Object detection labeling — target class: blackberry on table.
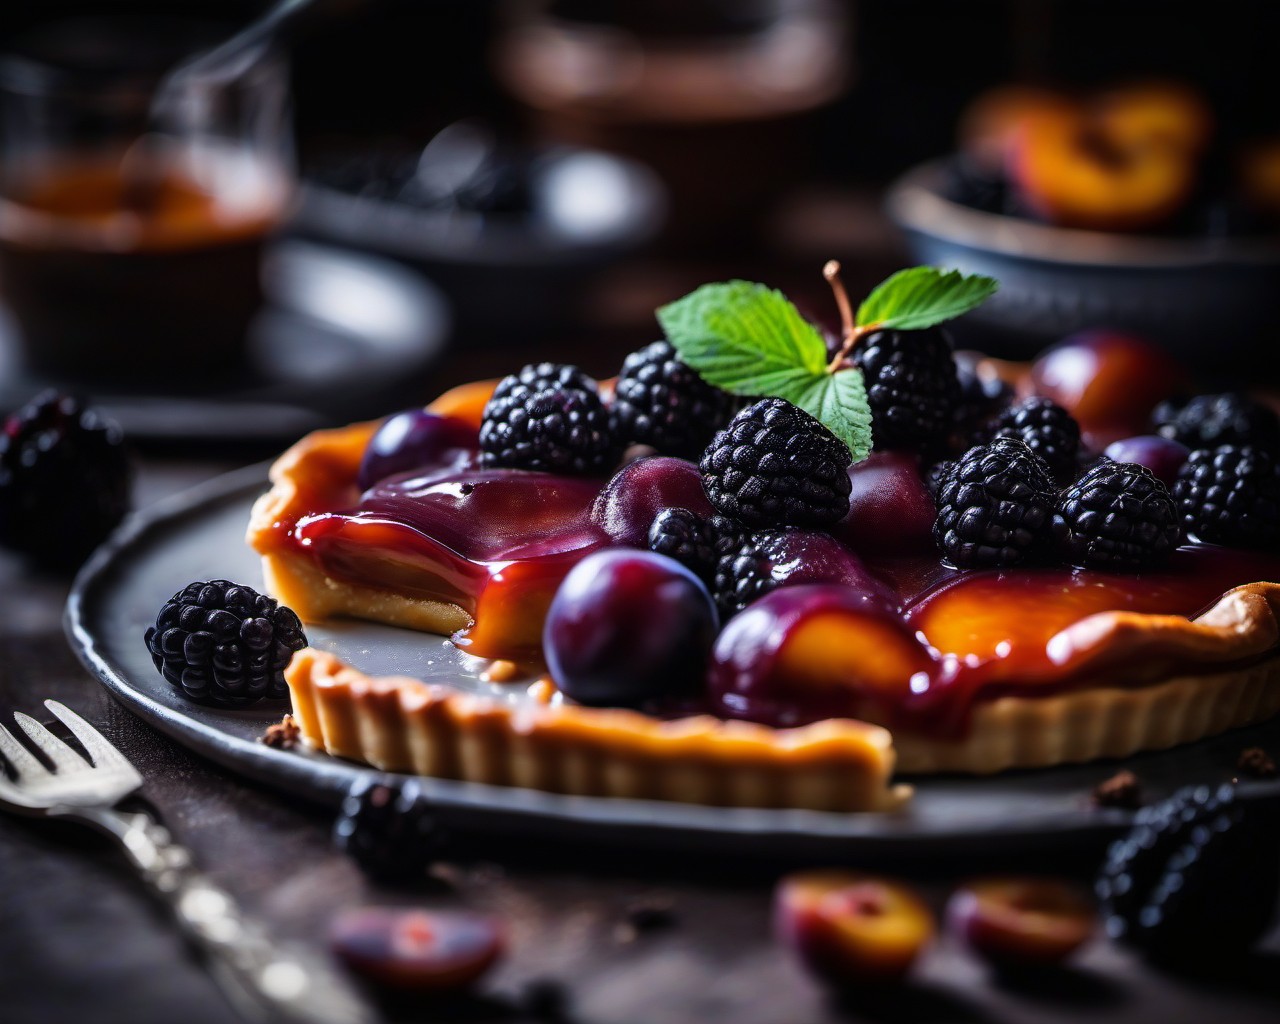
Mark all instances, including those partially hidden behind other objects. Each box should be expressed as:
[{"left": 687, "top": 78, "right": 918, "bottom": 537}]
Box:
[
  {"left": 991, "top": 396, "right": 1081, "bottom": 482},
  {"left": 0, "top": 390, "right": 131, "bottom": 570},
  {"left": 333, "top": 774, "right": 448, "bottom": 882},
  {"left": 853, "top": 326, "right": 961, "bottom": 452},
  {"left": 699, "top": 399, "right": 852, "bottom": 529},
  {"left": 1153, "top": 392, "right": 1280, "bottom": 453},
  {"left": 1172, "top": 445, "right": 1280, "bottom": 549},
  {"left": 1057, "top": 461, "right": 1181, "bottom": 571},
  {"left": 1096, "top": 784, "right": 1280, "bottom": 960},
  {"left": 613, "top": 340, "right": 737, "bottom": 459},
  {"left": 933, "top": 437, "right": 1056, "bottom": 568},
  {"left": 479, "top": 363, "right": 620, "bottom": 475},
  {"left": 144, "top": 580, "right": 306, "bottom": 708}
]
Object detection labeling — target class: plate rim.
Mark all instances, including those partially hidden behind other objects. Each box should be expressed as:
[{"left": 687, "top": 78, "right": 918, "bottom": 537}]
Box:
[{"left": 63, "top": 465, "right": 1280, "bottom": 857}]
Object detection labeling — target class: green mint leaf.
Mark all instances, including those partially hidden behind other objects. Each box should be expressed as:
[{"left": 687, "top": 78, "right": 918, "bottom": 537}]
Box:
[
  {"left": 657, "top": 280, "right": 828, "bottom": 395},
  {"left": 656, "top": 278, "right": 875, "bottom": 462},
  {"left": 855, "top": 266, "right": 998, "bottom": 332},
  {"left": 776, "top": 367, "right": 873, "bottom": 463}
]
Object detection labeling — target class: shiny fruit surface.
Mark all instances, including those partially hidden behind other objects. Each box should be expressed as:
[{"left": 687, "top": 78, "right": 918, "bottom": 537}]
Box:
[
  {"left": 836, "top": 451, "right": 937, "bottom": 555},
  {"left": 1103, "top": 435, "right": 1190, "bottom": 487},
  {"left": 544, "top": 549, "right": 718, "bottom": 707},
  {"left": 590, "top": 456, "right": 713, "bottom": 547},
  {"left": 947, "top": 877, "right": 1095, "bottom": 967},
  {"left": 776, "top": 871, "right": 935, "bottom": 984},
  {"left": 329, "top": 908, "right": 504, "bottom": 992},
  {"left": 1030, "top": 331, "right": 1187, "bottom": 439},
  {"left": 357, "top": 410, "right": 478, "bottom": 490}
]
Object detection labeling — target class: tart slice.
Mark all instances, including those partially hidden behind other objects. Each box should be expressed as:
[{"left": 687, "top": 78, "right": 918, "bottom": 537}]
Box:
[{"left": 249, "top": 267, "right": 1280, "bottom": 810}]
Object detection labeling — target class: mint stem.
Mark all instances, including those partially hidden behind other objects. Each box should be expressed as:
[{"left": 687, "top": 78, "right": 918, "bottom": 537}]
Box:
[{"left": 823, "top": 260, "right": 876, "bottom": 373}]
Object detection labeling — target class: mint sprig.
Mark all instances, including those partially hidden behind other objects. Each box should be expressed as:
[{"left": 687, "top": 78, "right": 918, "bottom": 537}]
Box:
[
  {"left": 656, "top": 264, "right": 997, "bottom": 462},
  {"left": 855, "top": 266, "right": 998, "bottom": 332},
  {"left": 657, "top": 281, "right": 873, "bottom": 460}
]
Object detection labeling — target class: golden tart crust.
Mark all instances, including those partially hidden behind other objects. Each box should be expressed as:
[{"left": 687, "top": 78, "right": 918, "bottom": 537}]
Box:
[{"left": 251, "top": 419, "right": 1280, "bottom": 810}]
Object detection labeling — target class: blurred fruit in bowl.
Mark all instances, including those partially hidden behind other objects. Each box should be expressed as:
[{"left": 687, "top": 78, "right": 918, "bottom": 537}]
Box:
[
  {"left": 889, "top": 80, "right": 1280, "bottom": 362},
  {"left": 296, "top": 120, "right": 665, "bottom": 340},
  {"left": 1009, "top": 105, "right": 1198, "bottom": 233}
]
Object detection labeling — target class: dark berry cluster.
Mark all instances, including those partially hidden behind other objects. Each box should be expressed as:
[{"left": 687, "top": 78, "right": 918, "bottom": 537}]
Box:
[
  {"left": 853, "top": 326, "right": 961, "bottom": 451},
  {"left": 648, "top": 507, "right": 738, "bottom": 586},
  {"left": 991, "top": 396, "right": 1081, "bottom": 482},
  {"left": 1153, "top": 392, "right": 1280, "bottom": 453},
  {"left": 1096, "top": 784, "right": 1280, "bottom": 960},
  {"left": 613, "top": 340, "right": 738, "bottom": 459},
  {"left": 0, "top": 391, "right": 131, "bottom": 570},
  {"left": 699, "top": 398, "right": 852, "bottom": 530},
  {"left": 333, "top": 774, "right": 447, "bottom": 882},
  {"left": 1172, "top": 445, "right": 1280, "bottom": 549},
  {"left": 144, "top": 580, "right": 307, "bottom": 707},
  {"left": 479, "top": 363, "right": 620, "bottom": 475},
  {"left": 712, "top": 528, "right": 795, "bottom": 618},
  {"left": 952, "top": 354, "right": 1014, "bottom": 443},
  {"left": 1057, "top": 460, "right": 1181, "bottom": 570},
  {"left": 933, "top": 437, "right": 1057, "bottom": 568}
]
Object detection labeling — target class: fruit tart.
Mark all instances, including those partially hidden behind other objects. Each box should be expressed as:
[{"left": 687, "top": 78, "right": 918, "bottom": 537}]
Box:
[{"left": 248, "top": 264, "right": 1280, "bottom": 812}]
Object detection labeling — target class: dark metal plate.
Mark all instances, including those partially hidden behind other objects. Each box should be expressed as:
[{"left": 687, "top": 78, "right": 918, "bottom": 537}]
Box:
[{"left": 65, "top": 467, "right": 1280, "bottom": 859}]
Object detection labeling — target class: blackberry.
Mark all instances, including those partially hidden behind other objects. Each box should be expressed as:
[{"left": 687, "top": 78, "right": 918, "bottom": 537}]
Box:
[
  {"left": 1056, "top": 461, "right": 1181, "bottom": 571},
  {"left": 852, "top": 326, "right": 961, "bottom": 451},
  {"left": 699, "top": 399, "right": 852, "bottom": 529},
  {"left": 648, "top": 507, "right": 715, "bottom": 582},
  {"left": 933, "top": 437, "right": 1056, "bottom": 568},
  {"left": 0, "top": 391, "right": 131, "bottom": 570},
  {"left": 1096, "top": 784, "right": 1280, "bottom": 960},
  {"left": 924, "top": 459, "right": 956, "bottom": 499},
  {"left": 613, "top": 340, "right": 737, "bottom": 459},
  {"left": 1153, "top": 392, "right": 1280, "bottom": 453},
  {"left": 713, "top": 528, "right": 790, "bottom": 618},
  {"left": 954, "top": 353, "right": 1014, "bottom": 426},
  {"left": 333, "top": 774, "right": 447, "bottom": 882},
  {"left": 479, "top": 363, "right": 620, "bottom": 475},
  {"left": 1172, "top": 445, "right": 1280, "bottom": 549},
  {"left": 144, "top": 580, "right": 307, "bottom": 707},
  {"left": 990, "top": 396, "right": 1081, "bottom": 482}
]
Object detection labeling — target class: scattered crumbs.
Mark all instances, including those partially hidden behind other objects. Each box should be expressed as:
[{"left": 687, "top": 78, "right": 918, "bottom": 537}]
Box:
[
  {"left": 522, "top": 978, "right": 569, "bottom": 1020},
  {"left": 1236, "top": 747, "right": 1277, "bottom": 778},
  {"left": 481, "top": 659, "right": 523, "bottom": 684},
  {"left": 614, "top": 895, "right": 677, "bottom": 943},
  {"left": 1092, "top": 769, "right": 1142, "bottom": 809},
  {"left": 528, "top": 677, "right": 558, "bottom": 704},
  {"left": 260, "top": 714, "right": 301, "bottom": 750}
]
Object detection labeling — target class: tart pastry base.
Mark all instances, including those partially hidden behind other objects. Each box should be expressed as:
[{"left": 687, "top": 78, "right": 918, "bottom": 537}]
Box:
[
  {"left": 255, "top": 420, "right": 1280, "bottom": 808},
  {"left": 286, "top": 649, "right": 912, "bottom": 813}
]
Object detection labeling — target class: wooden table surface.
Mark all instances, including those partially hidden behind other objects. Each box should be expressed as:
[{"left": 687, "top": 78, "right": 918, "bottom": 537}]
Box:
[{"left": 3, "top": 249, "right": 1280, "bottom": 1023}]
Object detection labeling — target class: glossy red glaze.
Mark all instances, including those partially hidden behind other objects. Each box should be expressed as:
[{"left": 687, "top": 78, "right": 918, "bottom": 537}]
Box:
[{"left": 282, "top": 420, "right": 1280, "bottom": 732}]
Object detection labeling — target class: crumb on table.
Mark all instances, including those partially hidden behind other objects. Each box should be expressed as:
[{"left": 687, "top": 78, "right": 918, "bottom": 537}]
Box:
[
  {"left": 1236, "top": 747, "right": 1277, "bottom": 778},
  {"left": 261, "top": 713, "right": 301, "bottom": 750},
  {"left": 1092, "top": 769, "right": 1142, "bottom": 809}
]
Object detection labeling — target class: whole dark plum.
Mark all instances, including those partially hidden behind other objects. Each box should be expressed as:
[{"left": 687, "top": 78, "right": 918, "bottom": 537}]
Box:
[
  {"left": 357, "top": 410, "right": 477, "bottom": 489},
  {"left": 544, "top": 549, "right": 718, "bottom": 707}
]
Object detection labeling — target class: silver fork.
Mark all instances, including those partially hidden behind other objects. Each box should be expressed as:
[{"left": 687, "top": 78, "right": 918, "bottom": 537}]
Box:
[{"left": 0, "top": 701, "right": 372, "bottom": 1024}]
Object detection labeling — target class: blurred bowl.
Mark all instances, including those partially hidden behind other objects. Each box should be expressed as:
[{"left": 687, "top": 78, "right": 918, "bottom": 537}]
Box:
[
  {"left": 293, "top": 142, "right": 665, "bottom": 342},
  {"left": 886, "top": 160, "right": 1280, "bottom": 368}
]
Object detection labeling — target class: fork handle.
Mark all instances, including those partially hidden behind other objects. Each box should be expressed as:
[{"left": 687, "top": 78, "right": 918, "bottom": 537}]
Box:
[{"left": 65, "top": 806, "right": 372, "bottom": 1024}]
